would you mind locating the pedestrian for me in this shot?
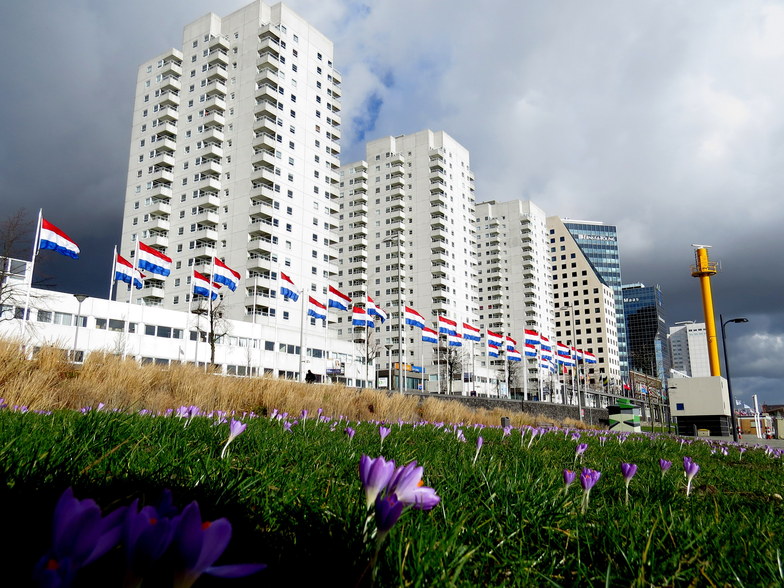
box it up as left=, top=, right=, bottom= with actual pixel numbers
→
left=306, top=369, right=316, bottom=384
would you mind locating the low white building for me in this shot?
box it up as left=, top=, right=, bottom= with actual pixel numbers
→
left=1, top=260, right=367, bottom=385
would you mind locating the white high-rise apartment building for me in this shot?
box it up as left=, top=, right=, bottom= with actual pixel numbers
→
left=119, top=1, right=342, bottom=337
left=475, top=200, right=554, bottom=397
left=337, top=130, right=480, bottom=393
left=669, top=321, right=711, bottom=377
left=546, top=216, right=621, bottom=386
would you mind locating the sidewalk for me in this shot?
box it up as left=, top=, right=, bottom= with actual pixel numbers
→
left=705, top=435, right=784, bottom=449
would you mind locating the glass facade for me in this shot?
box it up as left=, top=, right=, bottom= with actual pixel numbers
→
left=563, top=221, right=629, bottom=378
left=622, top=283, right=670, bottom=384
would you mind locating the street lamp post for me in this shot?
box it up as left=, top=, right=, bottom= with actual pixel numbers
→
left=720, top=314, right=748, bottom=443
left=72, top=294, right=88, bottom=363
left=563, top=303, right=583, bottom=421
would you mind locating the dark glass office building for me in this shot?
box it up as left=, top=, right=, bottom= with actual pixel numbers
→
left=563, top=221, right=629, bottom=379
left=622, top=282, right=670, bottom=383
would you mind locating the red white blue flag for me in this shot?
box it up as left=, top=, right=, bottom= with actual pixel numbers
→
left=280, top=272, right=299, bottom=301
left=462, top=322, right=481, bottom=342
left=115, top=254, right=145, bottom=289
left=366, top=296, right=387, bottom=323
left=438, top=315, right=458, bottom=336
left=193, top=270, right=219, bottom=300
left=138, top=241, right=172, bottom=277
left=39, top=219, right=79, bottom=259
left=422, top=326, right=438, bottom=344
left=308, top=296, right=327, bottom=321
left=404, top=306, right=426, bottom=329
left=328, top=285, right=351, bottom=310
left=212, top=257, right=241, bottom=292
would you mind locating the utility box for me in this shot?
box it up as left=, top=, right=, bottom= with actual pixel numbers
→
left=608, top=398, right=641, bottom=432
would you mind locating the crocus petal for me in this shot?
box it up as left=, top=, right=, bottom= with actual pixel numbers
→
left=190, top=518, right=233, bottom=574
left=374, top=494, right=405, bottom=534
left=203, top=563, right=267, bottom=578
left=359, top=455, right=396, bottom=509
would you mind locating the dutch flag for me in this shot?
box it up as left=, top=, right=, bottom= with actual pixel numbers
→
left=212, top=257, right=241, bottom=292
left=352, top=306, right=374, bottom=328
left=448, top=332, right=463, bottom=347
left=115, top=254, right=145, bottom=289
left=487, top=330, right=504, bottom=348
left=307, top=296, right=327, bottom=321
left=404, top=306, right=426, bottom=329
left=366, top=296, right=388, bottom=323
left=280, top=272, right=299, bottom=301
left=39, top=219, right=80, bottom=260
left=422, top=326, right=438, bottom=344
left=438, top=315, right=458, bottom=336
left=137, top=242, right=172, bottom=277
left=328, top=285, right=351, bottom=311
left=524, top=329, right=540, bottom=346
left=193, top=270, right=219, bottom=300
left=462, top=322, right=482, bottom=342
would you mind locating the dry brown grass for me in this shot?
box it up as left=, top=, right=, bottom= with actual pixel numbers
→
left=0, top=340, right=586, bottom=427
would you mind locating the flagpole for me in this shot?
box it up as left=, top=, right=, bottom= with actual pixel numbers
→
left=20, top=209, right=43, bottom=339
left=298, top=286, right=305, bottom=382
left=109, top=245, right=117, bottom=300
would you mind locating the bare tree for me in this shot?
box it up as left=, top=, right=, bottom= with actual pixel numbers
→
left=353, top=326, right=383, bottom=388
left=191, top=294, right=231, bottom=366
left=434, top=344, right=464, bottom=395
left=0, top=209, right=33, bottom=321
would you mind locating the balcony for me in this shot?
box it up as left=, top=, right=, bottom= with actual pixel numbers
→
left=247, top=255, right=272, bottom=273
left=145, top=234, right=168, bottom=248
left=248, top=236, right=275, bottom=255
left=160, top=76, right=181, bottom=92
left=157, top=105, right=179, bottom=122
left=140, top=286, right=165, bottom=300
left=198, top=160, right=223, bottom=176
left=255, top=99, right=279, bottom=119
left=203, top=95, right=226, bottom=112
left=158, top=90, right=179, bottom=107
left=160, top=60, right=182, bottom=78
left=193, top=210, right=219, bottom=226
left=203, top=111, right=225, bottom=127
left=251, top=166, right=276, bottom=185
left=251, top=148, right=276, bottom=168
left=258, top=35, right=281, bottom=54
left=250, top=184, right=275, bottom=207
left=207, top=49, right=229, bottom=66
left=148, top=184, right=172, bottom=200
left=202, top=127, right=224, bottom=143
left=255, top=83, right=279, bottom=101
left=206, top=64, right=228, bottom=82
left=193, top=245, right=217, bottom=260
left=431, top=250, right=450, bottom=265
left=253, top=115, right=278, bottom=135
left=252, top=132, right=277, bottom=150
left=149, top=152, right=175, bottom=169
left=209, top=36, right=230, bottom=52
left=205, top=79, right=227, bottom=97
left=257, top=52, right=280, bottom=71
left=194, top=177, right=221, bottom=193
left=150, top=168, right=174, bottom=184
left=155, top=137, right=177, bottom=153
left=149, top=217, right=170, bottom=232
left=202, top=143, right=223, bottom=159
left=148, top=200, right=171, bottom=216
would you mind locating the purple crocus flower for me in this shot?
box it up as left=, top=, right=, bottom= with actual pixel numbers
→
left=659, top=459, right=672, bottom=478
left=123, top=499, right=178, bottom=581
left=683, top=457, right=700, bottom=497
left=379, top=426, right=391, bottom=450
left=171, top=501, right=265, bottom=588
left=359, top=455, right=396, bottom=510
left=374, top=494, right=405, bottom=539
left=739, top=447, right=747, bottom=460
left=563, top=469, right=576, bottom=490
left=385, top=461, right=441, bottom=510
left=220, top=419, right=247, bottom=459
left=345, top=426, right=356, bottom=441
left=574, top=443, right=589, bottom=464
left=620, top=463, right=638, bottom=505
left=33, top=488, right=127, bottom=586
left=579, top=468, right=601, bottom=514
left=283, top=421, right=293, bottom=433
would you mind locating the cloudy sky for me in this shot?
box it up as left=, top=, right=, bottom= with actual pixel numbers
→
left=1, top=0, right=782, bottom=404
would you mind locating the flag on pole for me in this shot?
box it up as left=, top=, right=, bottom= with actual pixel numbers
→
left=422, top=326, right=438, bottom=344
left=307, top=296, right=327, bottom=320
left=138, top=242, right=172, bottom=276
left=351, top=306, right=374, bottom=328
left=448, top=332, right=462, bottom=347
left=404, top=306, right=426, bottom=329
left=487, top=330, right=504, bottom=348
left=557, top=342, right=575, bottom=366
left=39, top=219, right=80, bottom=259
left=584, top=351, right=597, bottom=364
left=437, top=315, right=458, bottom=336
left=524, top=343, right=537, bottom=357
left=505, top=335, right=517, bottom=352
left=212, top=257, right=241, bottom=291
left=193, top=271, right=219, bottom=300
left=462, top=322, right=481, bottom=342
left=115, top=254, right=145, bottom=289
left=279, top=272, right=299, bottom=301
left=327, top=285, right=351, bottom=310
left=366, top=296, right=388, bottom=323
left=524, top=329, right=540, bottom=345
left=507, top=347, right=522, bottom=361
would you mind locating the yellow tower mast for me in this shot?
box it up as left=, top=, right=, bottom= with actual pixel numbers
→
left=691, top=246, right=721, bottom=376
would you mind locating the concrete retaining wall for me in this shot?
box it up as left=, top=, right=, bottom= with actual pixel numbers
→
left=405, top=393, right=609, bottom=427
